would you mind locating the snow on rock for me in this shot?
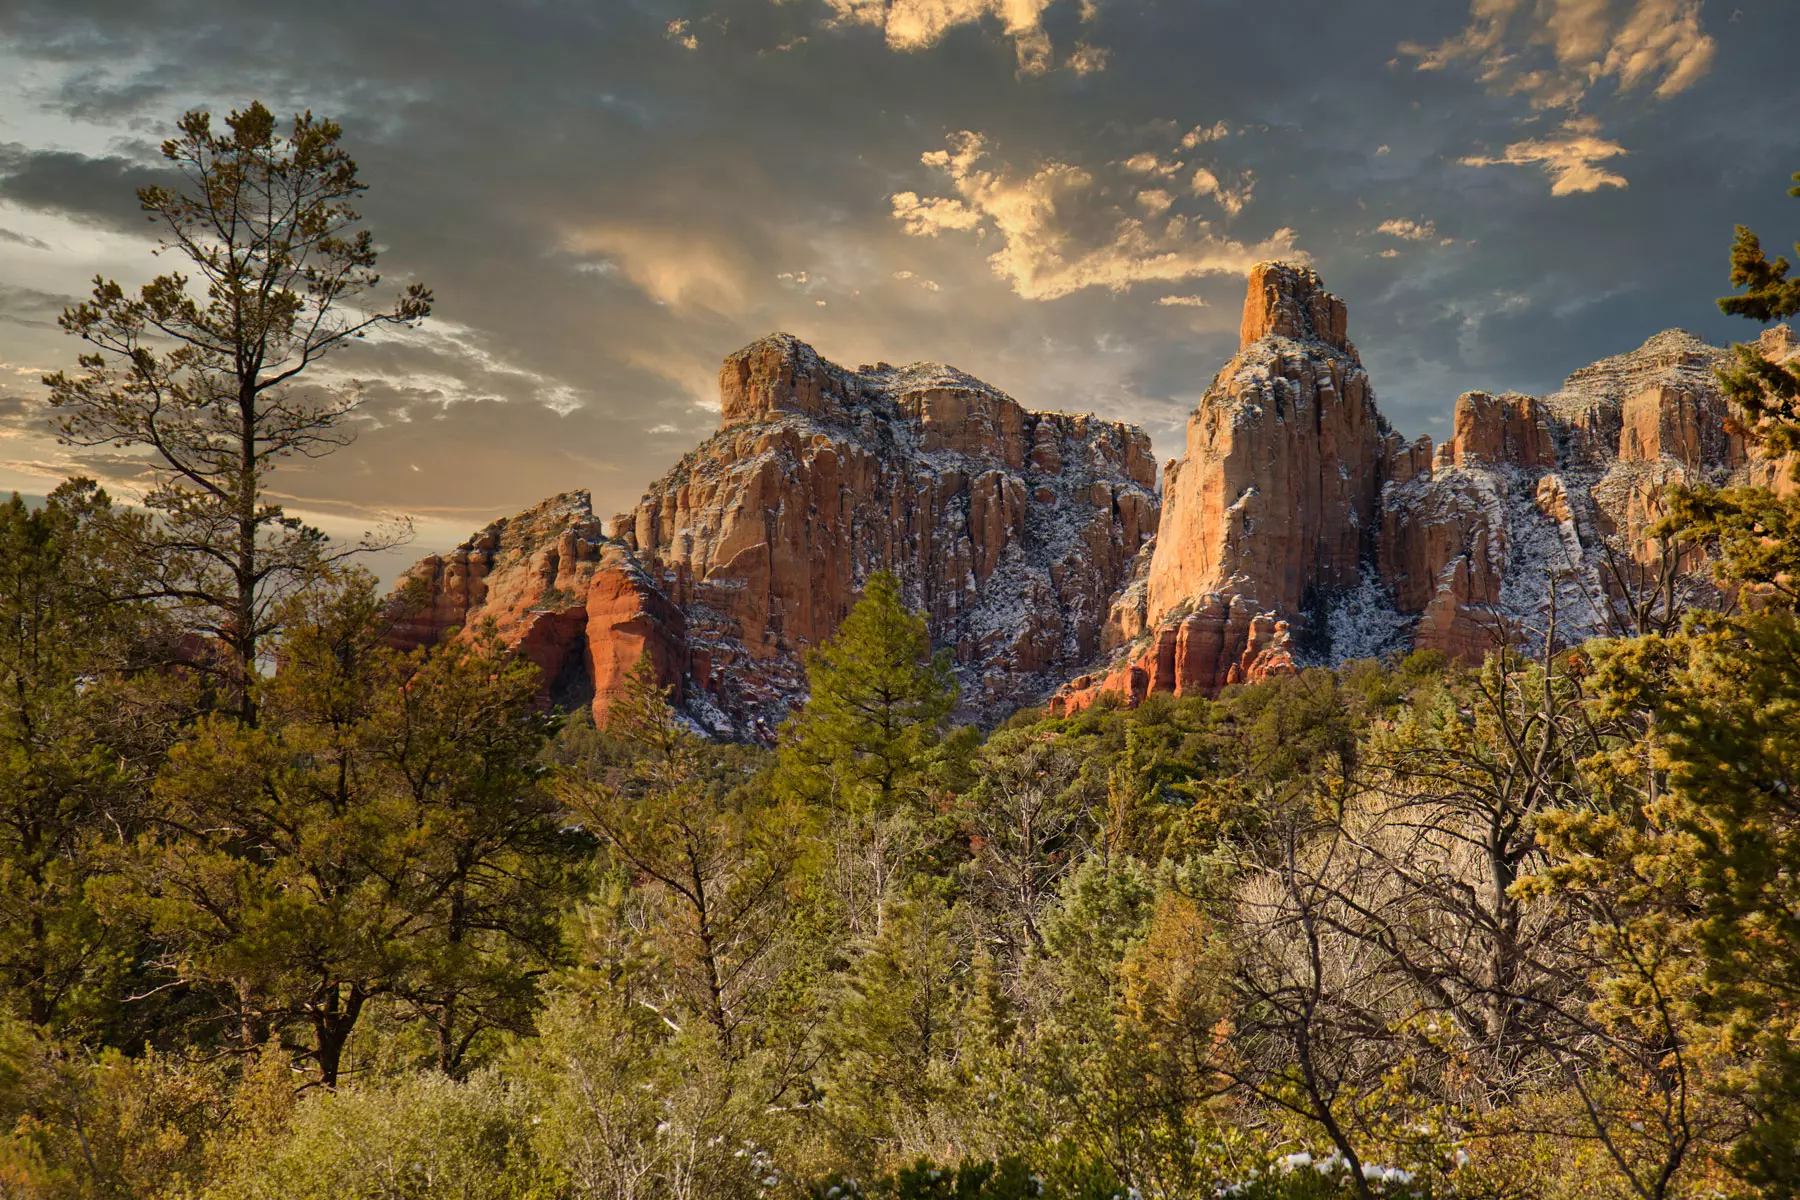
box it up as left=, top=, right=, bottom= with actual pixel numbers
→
left=395, top=332, right=1159, bottom=741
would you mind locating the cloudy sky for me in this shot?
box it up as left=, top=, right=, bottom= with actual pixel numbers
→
left=1, top=0, right=1796, bottom=570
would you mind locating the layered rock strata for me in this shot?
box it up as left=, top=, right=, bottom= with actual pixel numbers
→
left=1056, top=263, right=1388, bottom=712
left=1380, top=328, right=1758, bottom=659
left=393, top=335, right=1158, bottom=739
left=1055, top=273, right=1790, bottom=714
left=396, top=261, right=1798, bottom=734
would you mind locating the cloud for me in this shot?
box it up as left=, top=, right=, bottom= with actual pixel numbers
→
left=1067, top=42, right=1109, bottom=75
left=1375, top=217, right=1438, bottom=241
left=0, top=143, right=167, bottom=231
left=892, top=269, right=942, bottom=291
left=1461, top=117, right=1628, bottom=195
left=1401, top=0, right=1716, bottom=110
left=1156, top=294, right=1209, bottom=307
left=1122, top=152, right=1182, bottom=179
left=0, top=228, right=50, bottom=250
left=561, top=224, right=752, bottom=315
left=353, top=319, right=587, bottom=415
left=1190, top=166, right=1253, bottom=218
left=665, top=19, right=699, bottom=49
left=1180, top=122, right=1230, bottom=149
left=822, top=0, right=1058, bottom=74
left=1400, top=0, right=1713, bottom=195
left=891, top=131, right=1299, bottom=301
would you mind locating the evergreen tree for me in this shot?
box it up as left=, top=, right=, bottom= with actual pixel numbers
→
left=779, top=571, right=958, bottom=815
left=1668, top=168, right=1800, bottom=599
left=0, top=483, right=181, bottom=1034
left=110, top=574, right=572, bottom=1085
left=819, top=894, right=963, bottom=1154
left=558, top=656, right=811, bottom=1074
left=44, top=102, right=431, bottom=719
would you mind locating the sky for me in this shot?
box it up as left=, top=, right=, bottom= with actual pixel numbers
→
left=1, top=0, right=1797, bottom=573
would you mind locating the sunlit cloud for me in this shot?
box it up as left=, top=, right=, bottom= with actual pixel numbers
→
left=1180, top=122, right=1230, bottom=149
left=561, top=224, right=752, bottom=316
left=821, top=0, right=1059, bottom=74
left=1375, top=217, right=1438, bottom=241
left=1190, top=166, right=1253, bottom=218
left=1461, top=117, right=1628, bottom=195
left=891, top=131, right=1299, bottom=301
left=1401, top=0, right=1715, bottom=110
left=1401, top=0, right=1713, bottom=195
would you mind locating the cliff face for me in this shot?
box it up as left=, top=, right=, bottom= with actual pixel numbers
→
left=1056, top=264, right=1391, bottom=712
left=1378, top=328, right=1760, bottom=660
left=395, top=261, right=1797, bottom=735
left=393, top=335, right=1158, bottom=740
left=1054, top=270, right=1790, bottom=715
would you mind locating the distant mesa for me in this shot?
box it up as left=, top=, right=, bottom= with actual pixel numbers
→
left=390, top=262, right=1797, bottom=738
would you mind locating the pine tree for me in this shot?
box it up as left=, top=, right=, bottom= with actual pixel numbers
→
left=0, top=483, right=180, bottom=1034
left=779, top=571, right=958, bottom=814
left=558, top=654, right=809, bottom=1069
left=44, top=102, right=431, bottom=720
left=1667, top=169, right=1800, bottom=597
left=113, top=573, right=572, bottom=1085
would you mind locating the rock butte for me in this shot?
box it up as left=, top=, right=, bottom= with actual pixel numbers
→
left=391, top=264, right=1798, bottom=736
left=390, top=333, right=1158, bottom=740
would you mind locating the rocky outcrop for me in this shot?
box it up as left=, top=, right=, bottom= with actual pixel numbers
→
left=395, top=260, right=1799, bottom=735
left=394, top=335, right=1158, bottom=740
left=1053, top=263, right=1377, bottom=711
left=1055, top=279, right=1793, bottom=716
left=1376, top=327, right=1765, bottom=656
left=388, top=493, right=688, bottom=720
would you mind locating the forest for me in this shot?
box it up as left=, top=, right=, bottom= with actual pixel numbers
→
left=3, top=103, right=1800, bottom=1200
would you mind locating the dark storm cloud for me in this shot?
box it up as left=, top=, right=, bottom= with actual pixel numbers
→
left=0, top=142, right=165, bottom=229
left=0, top=0, right=1797, bottom=557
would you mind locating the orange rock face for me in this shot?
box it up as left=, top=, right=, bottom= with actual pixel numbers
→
left=395, top=335, right=1158, bottom=739
left=1056, top=281, right=1783, bottom=716
left=1446, top=392, right=1556, bottom=469
left=397, top=267, right=1796, bottom=736
left=1073, top=262, right=1375, bottom=706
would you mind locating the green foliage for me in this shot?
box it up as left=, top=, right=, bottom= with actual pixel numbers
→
left=203, top=1069, right=535, bottom=1200
left=558, top=655, right=814, bottom=1071
left=819, top=895, right=964, bottom=1151
left=101, top=572, right=577, bottom=1083
left=0, top=485, right=180, bottom=1036
left=43, top=101, right=431, bottom=711
left=780, top=571, right=960, bottom=814
left=15, top=115, right=1800, bottom=1200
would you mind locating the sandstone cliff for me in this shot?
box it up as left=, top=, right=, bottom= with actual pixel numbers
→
left=393, top=335, right=1158, bottom=739
left=1056, top=263, right=1387, bottom=712
left=1054, top=270, right=1791, bottom=715
left=395, top=260, right=1797, bottom=735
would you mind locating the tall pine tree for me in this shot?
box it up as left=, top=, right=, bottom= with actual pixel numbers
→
left=778, top=571, right=957, bottom=815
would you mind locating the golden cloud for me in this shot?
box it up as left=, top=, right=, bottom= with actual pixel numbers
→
left=1460, top=118, right=1628, bottom=195
left=891, top=131, right=1301, bottom=301
left=1402, top=0, right=1715, bottom=110
left=823, top=0, right=1059, bottom=74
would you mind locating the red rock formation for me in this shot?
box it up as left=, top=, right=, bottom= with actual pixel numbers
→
left=389, top=493, right=690, bottom=716
left=396, top=335, right=1158, bottom=739
left=1145, top=264, right=1382, bottom=626
left=1063, top=261, right=1373, bottom=707
left=397, top=270, right=1794, bottom=735
left=1444, top=392, right=1556, bottom=468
